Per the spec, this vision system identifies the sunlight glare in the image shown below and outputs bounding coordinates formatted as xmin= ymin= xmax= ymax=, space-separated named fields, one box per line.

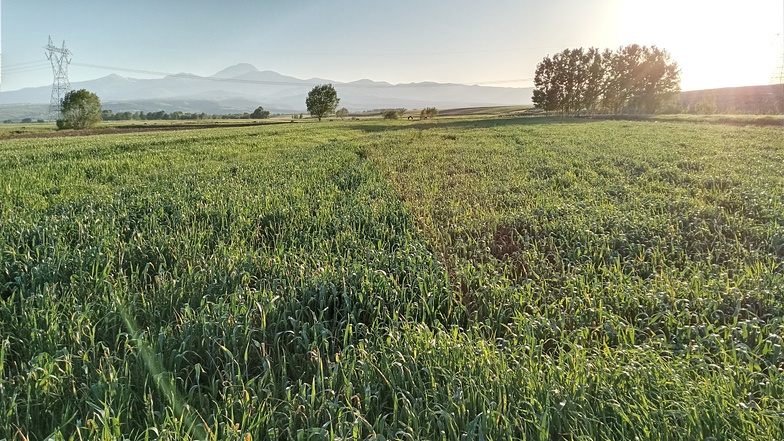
xmin=620 ymin=0 xmax=783 ymax=90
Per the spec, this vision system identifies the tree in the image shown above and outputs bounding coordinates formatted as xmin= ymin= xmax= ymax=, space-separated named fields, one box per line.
xmin=532 ymin=56 xmax=561 ymax=112
xmin=694 ymin=93 xmax=717 ymax=114
xmin=306 ymin=84 xmax=340 ymax=121
xmin=532 ymin=48 xmax=604 ymax=115
xmin=382 ymin=109 xmax=399 ymax=120
xmin=381 ymin=108 xmax=405 ymax=120
xmin=602 ymin=45 xmax=680 ymax=114
xmin=630 ymin=45 xmax=680 ymax=114
xmin=250 ymin=106 xmax=270 ymax=119
xmin=532 ymin=45 xmax=679 ymax=115
xmin=578 ymin=48 xmax=604 ymax=114
xmin=421 ymin=107 xmax=438 ymax=119
xmin=58 ymin=89 xmax=102 ymax=129
xmin=336 ymin=107 xmax=349 ymax=119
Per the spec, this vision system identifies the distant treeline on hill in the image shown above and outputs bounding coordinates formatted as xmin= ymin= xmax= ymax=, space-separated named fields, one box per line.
xmin=101 ymin=110 xmax=271 ymax=121
xmin=680 ymin=84 xmax=784 ymax=115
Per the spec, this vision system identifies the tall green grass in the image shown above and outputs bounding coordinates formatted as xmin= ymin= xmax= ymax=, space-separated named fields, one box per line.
xmin=1 ymin=118 xmax=783 ymax=439
xmin=365 ymin=118 xmax=784 ymax=439
xmin=0 ymin=124 xmax=455 ymax=439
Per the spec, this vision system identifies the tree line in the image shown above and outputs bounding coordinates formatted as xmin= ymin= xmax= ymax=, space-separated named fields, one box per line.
xmin=51 ymin=84 xmax=435 ymax=129
xmin=101 ymin=108 xmax=271 ymax=121
xmin=532 ymin=44 xmax=680 ymax=115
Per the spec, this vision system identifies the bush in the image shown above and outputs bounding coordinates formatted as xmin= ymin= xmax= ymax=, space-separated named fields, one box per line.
xmin=382 ymin=110 xmax=399 ymax=120
xmin=382 ymin=109 xmax=406 ymax=120
xmin=59 ymin=89 xmax=102 ymax=130
xmin=250 ymin=106 xmax=270 ymax=119
xmin=694 ymin=94 xmax=718 ymax=114
xmin=421 ymin=107 xmax=438 ymax=119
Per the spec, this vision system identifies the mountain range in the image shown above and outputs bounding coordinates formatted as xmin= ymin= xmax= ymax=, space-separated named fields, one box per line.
xmin=0 ymin=63 xmax=533 ymax=118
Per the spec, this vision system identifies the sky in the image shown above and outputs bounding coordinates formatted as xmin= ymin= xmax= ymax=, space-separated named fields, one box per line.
xmin=1 ymin=0 xmax=782 ymax=93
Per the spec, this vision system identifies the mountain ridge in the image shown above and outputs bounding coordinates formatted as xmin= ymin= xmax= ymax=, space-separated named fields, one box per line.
xmin=0 ymin=63 xmax=533 ymax=117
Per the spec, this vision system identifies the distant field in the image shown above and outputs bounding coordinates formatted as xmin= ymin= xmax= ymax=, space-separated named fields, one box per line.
xmin=1 ymin=117 xmax=783 ymax=439
xmin=0 ymin=103 xmax=50 ymax=122
xmin=0 ymin=122 xmax=58 ymax=137
xmin=2 ymin=110 xmax=781 ymax=139
xmin=435 ymin=105 xmax=532 ymax=116
xmin=680 ymin=84 xmax=784 ymax=114
xmin=594 ymin=113 xmax=784 ymax=127
xmin=0 ymin=119 xmax=282 ymax=139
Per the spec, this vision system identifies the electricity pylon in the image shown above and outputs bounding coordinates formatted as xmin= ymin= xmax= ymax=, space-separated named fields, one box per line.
xmin=45 ymin=36 xmax=72 ymax=121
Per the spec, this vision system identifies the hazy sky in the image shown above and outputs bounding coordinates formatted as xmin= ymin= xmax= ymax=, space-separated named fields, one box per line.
xmin=1 ymin=0 xmax=782 ymax=92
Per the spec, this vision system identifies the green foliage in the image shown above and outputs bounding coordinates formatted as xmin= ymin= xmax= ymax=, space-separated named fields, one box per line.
xmin=604 ymin=45 xmax=681 ymax=113
xmin=250 ymin=106 xmax=270 ymax=119
xmin=58 ymin=89 xmax=102 ymax=130
xmin=100 ymin=110 xmax=257 ymax=121
xmin=694 ymin=93 xmax=718 ymax=114
xmin=1 ymin=118 xmax=783 ymax=439
xmin=381 ymin=109 xmax=406 ymax=119
xmin=336 ymin=107 xmax=349 ymax=119
xmin=533 ymin=47 xmax=604 ymax=114
xmin=368 ymin=118 xmax=784 ymax=439
xmin=420 ymin=107 xmax=438 ymax=119
xmin=534 ymin=45 xmax=680 ymax=114
xmin=305 ymin=84 xmax=340 ymax=121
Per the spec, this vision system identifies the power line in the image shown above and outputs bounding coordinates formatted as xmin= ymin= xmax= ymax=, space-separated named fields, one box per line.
xmin=3 ymin=62 xmax=50 ymax=74
xmin=4 ymin=59 xmax=49 ymax=68
xmin=215 ymin=45 xmax=561 ymax=57
xmin=4 ymin=63 xmax=50 ymax=72
xmin=72 ymin=63 xmax=171 ymax=77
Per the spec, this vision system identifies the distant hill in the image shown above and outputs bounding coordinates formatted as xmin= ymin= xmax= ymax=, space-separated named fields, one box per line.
xmin=0 ymin=63 xmax=533 ymax=119
xmin=680 ymin=84 xmax=784 ymax=114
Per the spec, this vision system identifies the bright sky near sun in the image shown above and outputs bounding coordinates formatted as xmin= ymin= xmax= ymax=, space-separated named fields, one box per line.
xmin=1 ymin=0 xmax=782 ymax=92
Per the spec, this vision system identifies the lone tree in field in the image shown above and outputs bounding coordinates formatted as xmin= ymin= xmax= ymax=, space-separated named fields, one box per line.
xmin=58 ymin=89 xmax=102 ymax=129
xmin=336 ymin=107 xmax=349 ymax=119
xmin=306 ymin=84 xmax=340 ymax=121
xmin=250 ymin=106 xmax=270 ymax=119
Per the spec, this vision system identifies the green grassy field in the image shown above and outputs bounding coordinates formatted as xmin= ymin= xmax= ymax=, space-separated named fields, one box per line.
xmin=0 ymin=122 xmax=59 ymax=137
xmin=0 ymin=120 xmax=280 ymax=139
xmin=1 ymin=117 xmax=783 ymax=440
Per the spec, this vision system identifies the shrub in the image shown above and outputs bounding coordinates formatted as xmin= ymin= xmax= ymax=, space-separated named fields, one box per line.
xmin=382 ymin=109 xmax=406 ymax=120
xmin=59 ymin=89 xmax=102 ymax=130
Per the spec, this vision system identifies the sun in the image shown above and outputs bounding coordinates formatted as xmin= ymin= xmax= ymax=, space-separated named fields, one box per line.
xmin=618 ymin=0 xmax=784 ymax=90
